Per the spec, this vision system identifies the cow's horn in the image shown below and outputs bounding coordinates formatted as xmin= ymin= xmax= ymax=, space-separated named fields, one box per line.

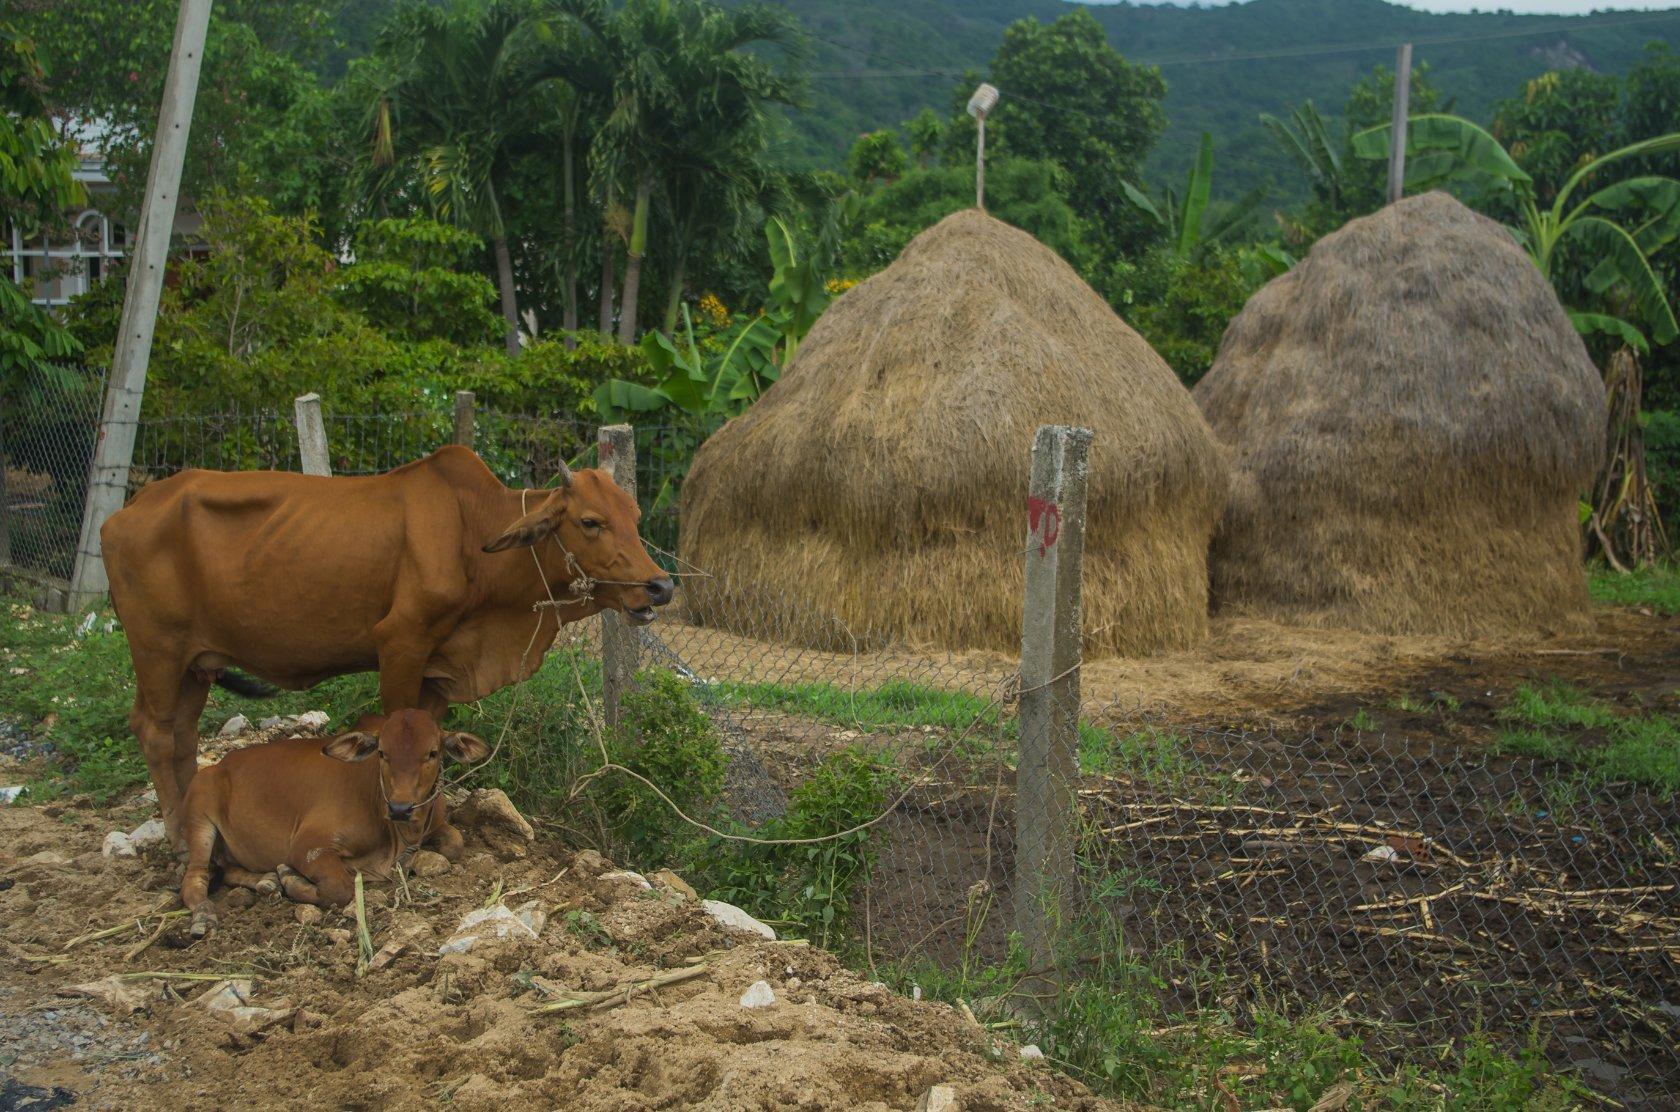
xmin=555 ymin=459 xmax=574 ymax=488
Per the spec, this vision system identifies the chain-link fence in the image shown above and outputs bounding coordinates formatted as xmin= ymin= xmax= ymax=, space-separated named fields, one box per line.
xmin=0 ymin=369 xmax=104 ymax=606
xmin=3 ymin=385 xmax=714 ymax=602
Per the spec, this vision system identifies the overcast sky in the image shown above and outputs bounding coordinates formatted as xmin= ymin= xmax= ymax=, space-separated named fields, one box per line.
xmin=1101 ymin=1 xmax=1680 ymax=13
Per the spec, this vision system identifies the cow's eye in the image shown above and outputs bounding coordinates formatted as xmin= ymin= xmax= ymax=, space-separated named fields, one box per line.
xmin=580 ymin=517 xmax=604 ymax=531
xmin=427 ymin=750 xmax=438 ymax=760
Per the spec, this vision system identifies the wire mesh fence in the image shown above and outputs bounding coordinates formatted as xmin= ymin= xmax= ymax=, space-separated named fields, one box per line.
xmin=0 ymin=369 xmax=105 ymax=602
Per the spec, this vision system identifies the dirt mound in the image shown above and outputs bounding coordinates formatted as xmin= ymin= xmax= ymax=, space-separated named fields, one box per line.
xmin=0 ymin=788 xmax=1124 ymax=1111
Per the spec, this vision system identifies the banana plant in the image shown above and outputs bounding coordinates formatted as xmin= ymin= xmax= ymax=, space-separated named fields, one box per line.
xmin=1121 ymin=132 xmax=1266 ymax=259
xmin=1352 ymin=115 xmax=1680 ymax=351
xmin=593 ymin=217 xmax=833 ymax=421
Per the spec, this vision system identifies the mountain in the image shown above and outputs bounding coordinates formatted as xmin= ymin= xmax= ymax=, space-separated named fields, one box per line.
xmin=763 ymin=0 xmax=1680 ymax=194
xmin=325 ymin=0 xmax=1680 ymax=196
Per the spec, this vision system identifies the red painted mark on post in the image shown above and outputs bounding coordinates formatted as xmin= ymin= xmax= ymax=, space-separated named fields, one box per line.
xmin=1027 ymin=496 xmax=1061 ymax=557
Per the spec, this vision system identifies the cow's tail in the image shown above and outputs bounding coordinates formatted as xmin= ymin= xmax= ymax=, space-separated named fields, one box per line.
xmin=214 ymin=670 xmax=279 ymax=699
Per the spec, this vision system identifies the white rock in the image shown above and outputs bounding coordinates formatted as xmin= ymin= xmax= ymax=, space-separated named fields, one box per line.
xmin=1361 ymin=844 xmax=1401 ymax=864
xmin=127 ymin=818 xmax=167 ymax=847
xmin=438 ymin=902 xmax=545 ymax=954
xmin=1019 ymin=1044 xmax=1044 ymax=1061
xmin=465 ymin=788 xmax=535 ymax=840
xmin=918 ymin=1085 xmax=959 ymax=1112
xmin=601 ymin=869 xmax=653 ymax=890
xmin=912 ymin=984 xmax=922 ymax=1001
xmin=102 ymin=831 xmax=137 ymax=858
xmin=257 ymin=715 xmax=292 ymax=731
xmin=219 ymin=715 xmax=250 ymax=737
xmin=64 ymin=975 xmax=150 ymax=1015
xmin=739 ymin=980 xmax=776 ymax=1009
xmin=295 ymin=711 xmax=331 ymax=731
xmin=702 ymin=899 xmax=776 ymax=940
xmin=195 ymin=978 xmax=294 ymax=1035
xmin=0 ymin=785 xmax=24 ymax=805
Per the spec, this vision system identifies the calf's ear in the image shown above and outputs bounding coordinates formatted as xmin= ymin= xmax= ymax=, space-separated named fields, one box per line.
xmin=483 ymin=489 xmax=567 ymax=553
xmin=322 ymin=731 xmax=379 ymax=762
xmin=442 ymin=731 xmax=491 ymax=764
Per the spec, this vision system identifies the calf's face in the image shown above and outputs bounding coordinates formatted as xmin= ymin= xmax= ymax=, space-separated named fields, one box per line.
xmin=322 ymin=709 xmax=488 ymax=821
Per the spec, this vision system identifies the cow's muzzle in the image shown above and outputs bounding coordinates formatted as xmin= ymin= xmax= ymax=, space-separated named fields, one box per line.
xmin=387 ymin=802 xmax=414 ymax=822
xmin=625 ymin=576 xmax=674 ymax=624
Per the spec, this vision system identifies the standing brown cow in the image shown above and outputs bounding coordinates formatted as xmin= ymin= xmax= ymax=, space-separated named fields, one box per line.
xmin=101 ymin=445 xmax=673 ymax=845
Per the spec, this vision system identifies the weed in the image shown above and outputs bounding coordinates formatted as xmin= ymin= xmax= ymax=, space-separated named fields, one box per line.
xmin=1499 ymin=681 xmax=1616 ymax=730
xmin=1592 ymin=714 xmax=1680 ymax=795
xmin=1589 ymin=561 xmax=1680 ymax=615
xmin=562 ymin=909 xmax=613 ymax=950
xmin=1492 ymin=727 xmax=1575 ymax=762
xmin=1344 ymin=707 xmax=1377 ymax=732
xmin=1390 ymin=693 xmax=1428 ymax=714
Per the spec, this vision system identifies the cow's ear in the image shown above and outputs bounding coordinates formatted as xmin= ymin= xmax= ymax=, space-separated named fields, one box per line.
xmin=322 ymin=731 xmax=379 ymax=762
xmin=442 ymin=731 xmax=491 ymax=764
xmin=483 ymin=490 xmax=566 ymax=553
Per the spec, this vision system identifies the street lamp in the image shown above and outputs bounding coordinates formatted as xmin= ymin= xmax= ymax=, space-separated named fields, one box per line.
xmin=967 ymin=83 xmax=999 ymax=210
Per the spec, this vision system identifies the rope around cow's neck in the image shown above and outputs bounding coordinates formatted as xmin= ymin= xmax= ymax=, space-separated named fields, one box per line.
xmin=379 ymin=761 xmax=439 ymax=867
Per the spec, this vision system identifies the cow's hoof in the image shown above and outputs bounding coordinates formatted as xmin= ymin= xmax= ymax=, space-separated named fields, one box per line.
xmin=255 ymin=872 xmax=281 ymax=895
xmin=189 ymin=905 xmax=218 ymax=939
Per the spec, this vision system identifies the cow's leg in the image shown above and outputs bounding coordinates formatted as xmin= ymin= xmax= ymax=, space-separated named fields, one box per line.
xmin=220 ymin=866 xmax=280 ymax=895
xmin=280 ymin=846 xmax=358 ymax=908
xmin=180 ymin=810 xmax=221 ymax=939
xmin=425 ymin=816 xmax=466 ymax=861
xmin=418 ymin=681 xmax=451 ymax=721
xmin=171 ymin=672 xmax=213 ymax=810
xmin=372 ymin=620 xmax=430 ymax=712
xmin=129 ymin=654 xmax=211 ymax=849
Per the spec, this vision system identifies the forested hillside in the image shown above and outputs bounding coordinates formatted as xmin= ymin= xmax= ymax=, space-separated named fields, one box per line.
xmin=767 ymin=0 xmax=1680 ymax=193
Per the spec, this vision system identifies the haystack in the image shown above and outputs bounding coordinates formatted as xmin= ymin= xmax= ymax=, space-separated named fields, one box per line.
xmin=1194 ymin=191 xmax=1605 ymax=636
xmin=678 ymin=209 xmax=1229 ymax=655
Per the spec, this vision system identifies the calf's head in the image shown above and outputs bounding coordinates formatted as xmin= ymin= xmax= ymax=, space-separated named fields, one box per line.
xmin=482 ymin=463 xmax=675 ymax=623
xmin=322 ymin=709 xmax=488 ymax=822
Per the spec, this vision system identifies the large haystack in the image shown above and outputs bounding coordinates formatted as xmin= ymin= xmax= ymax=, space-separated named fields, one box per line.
xmin=1194 ymin=191 xmax=1605 ymax=636
xmin=678 ymin=209 xmax=1229 ymax=655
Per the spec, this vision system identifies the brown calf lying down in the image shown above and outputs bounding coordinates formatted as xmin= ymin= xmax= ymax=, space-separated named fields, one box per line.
xmin=179 ymin=709 xmax=488 ymax=936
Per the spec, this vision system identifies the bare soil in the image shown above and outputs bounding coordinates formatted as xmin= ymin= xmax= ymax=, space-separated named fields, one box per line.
xmin=0 ymin=793 xmax=1123 ymax=1112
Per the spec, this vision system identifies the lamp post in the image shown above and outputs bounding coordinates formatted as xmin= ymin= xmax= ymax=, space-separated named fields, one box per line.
xmin=967 ymin=83 xmax=1000 ymax=210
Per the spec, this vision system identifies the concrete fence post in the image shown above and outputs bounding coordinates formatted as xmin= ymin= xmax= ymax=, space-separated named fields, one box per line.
xmin=1014 ymin=424 xmax=1092 ymax=1003
xmin=598 ymin=423 xmax=638 ymax=729
xmin=294 ymin=393 xmax=331 ymax=476
xmin=453 ymin=390 xmax=475 ymax=448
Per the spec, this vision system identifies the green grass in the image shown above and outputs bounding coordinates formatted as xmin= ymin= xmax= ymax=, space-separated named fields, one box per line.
xmin=1498 ymin=681 xmax=1617 ymax=730
xmin=1493 ymin=727 xmax=1576 ymax=762
xmin=1589 ymin=562 xmax=1680 ymax=615
xmin=0 ymin=597 xmax=377 ymax=802
xmin=1593 ymin=715 xmax=1680 ymax=795
xmin=716 ymin=678 xmax=1130 ymax=778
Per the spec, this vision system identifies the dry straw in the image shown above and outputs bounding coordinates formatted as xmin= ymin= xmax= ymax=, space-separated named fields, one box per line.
xmin=679 ymin=209 xmax=1228 ymax=656
xmin=1194 ymin=192 xmax=1605 ymax=637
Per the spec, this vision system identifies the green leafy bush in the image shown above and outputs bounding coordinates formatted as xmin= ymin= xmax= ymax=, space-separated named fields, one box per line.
xmin=596 ymin=671 xmax=729 ymax=864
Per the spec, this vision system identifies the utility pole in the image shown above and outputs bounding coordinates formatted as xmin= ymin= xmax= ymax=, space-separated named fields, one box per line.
xmin=69 ymin=0 xmax=213 ymax=609
xmin=967 ymin=83 xmax=999 ymax=210
xmin=1387 ymin=43 xmax=1413 ymax=205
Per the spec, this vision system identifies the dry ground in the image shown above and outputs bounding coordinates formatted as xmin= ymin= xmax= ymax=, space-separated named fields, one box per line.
xmin=0 ymin=793 xmax=1123 ymax=1112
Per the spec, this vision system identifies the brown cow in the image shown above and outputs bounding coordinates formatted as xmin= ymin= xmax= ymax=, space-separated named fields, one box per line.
xmin=102 ymin=445 xmax=672 ymax=846
xmin=179 ymin=709 xmax=487 ymax=936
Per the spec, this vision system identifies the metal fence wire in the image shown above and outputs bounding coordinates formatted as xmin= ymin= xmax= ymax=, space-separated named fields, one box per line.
xmin=0 ymin=369 xmax=104 ymax=602
xmin=3 ymin=390 xmax=1677 ymax=1109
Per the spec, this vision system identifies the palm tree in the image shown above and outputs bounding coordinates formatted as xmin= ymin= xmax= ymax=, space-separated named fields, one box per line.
xmin=351 ymin=0 xmax=542 ymax=355
xmin=548 ymin=0 xmax=804 ymax=343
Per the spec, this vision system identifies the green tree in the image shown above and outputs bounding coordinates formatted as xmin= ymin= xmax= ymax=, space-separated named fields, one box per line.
xmin=333 ymin=218 xmax=501 ymax=345
xmin=1 ymin=20 xmax=86 ymax=412
xmin=1354 ymin=115 xmax=1680 ymax=351
xmin=30 ymin=1 xmax=333 ymax=223
xmin=1120 ymin=133 xmax=1266 ymax=260
xmin=904 ymin=107 xmax=943 ymax=169
xmin=847 ymin=130 xmax=908 ymax=186
xmin=351 ymin=0 xmax=544 ymax=354
xmin=553 ymin=0 xmax=804 ymax=345
xmin=980 ymin=11 xmax=1166 ymax=261
xmin=1491 ymin=68 xmax=1622 ymax=205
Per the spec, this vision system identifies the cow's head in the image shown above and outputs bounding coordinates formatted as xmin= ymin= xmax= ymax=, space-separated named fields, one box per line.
xmin=481 ymin=463 xmax=675 ymax=623
xmin=322 ymin=709 xmax=488 ymax=823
